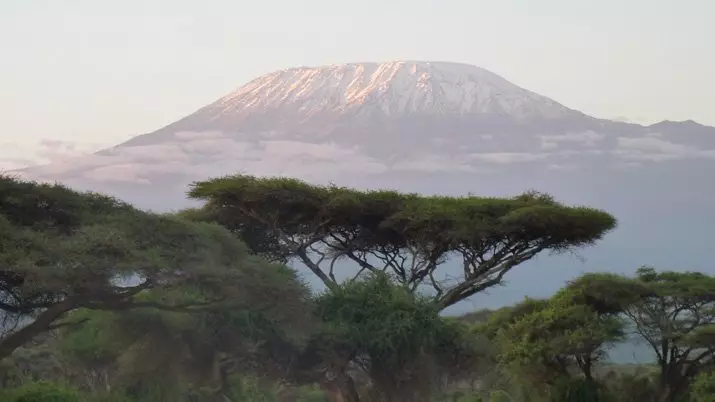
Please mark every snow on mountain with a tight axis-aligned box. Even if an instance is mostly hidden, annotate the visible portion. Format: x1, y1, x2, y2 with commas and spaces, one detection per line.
203, 61, 576, 120
115, 60, 599, 150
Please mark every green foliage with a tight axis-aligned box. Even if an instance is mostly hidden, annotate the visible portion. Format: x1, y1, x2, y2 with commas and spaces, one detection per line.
550, 378, 602, 402
0, 381, 81, 402
0, 175, 311, 398
556, 272, 651, 315
188, 175, 616, 309
482, 281, 627, 398
314, 273, 476, 399
1, 175, 292, 360
84, 391, 132, 402
56, 280, 313, 399
56, 309, 121, 368
176, 207, 288, 264
489, 390, 513, 402
555, 268, 715, 402
317, 273, 440, 367
599, 366, 658, 402
7, 175, 715, 402
0, 342, 70, 388
691, 371, 715, 402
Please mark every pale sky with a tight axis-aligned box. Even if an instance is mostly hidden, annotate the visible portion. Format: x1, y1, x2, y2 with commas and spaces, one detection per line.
1, 0, 713, 167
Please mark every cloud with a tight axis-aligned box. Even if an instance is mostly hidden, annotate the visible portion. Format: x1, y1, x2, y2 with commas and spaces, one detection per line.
539, 131, 605, 150
35, 140, 105, 161
20, 133, 389, 185
15, 129, 715, 187
392, 154, 484, 173
26, 133, 561, 184
541, 142, 559, 151
0, 157, 37, 171
547, 163, 580, 171
615, 137, 715, 161
174, 131, 225, 140
1, 139, 107, 170
468, 152, 549, 164
83, 164, 152, 184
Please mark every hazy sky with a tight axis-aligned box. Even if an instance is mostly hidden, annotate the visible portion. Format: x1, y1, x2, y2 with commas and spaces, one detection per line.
1, 0, 713, 167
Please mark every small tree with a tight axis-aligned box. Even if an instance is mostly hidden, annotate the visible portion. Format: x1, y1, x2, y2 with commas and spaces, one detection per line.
188, 175, 616, 310
314, 273, 476, 402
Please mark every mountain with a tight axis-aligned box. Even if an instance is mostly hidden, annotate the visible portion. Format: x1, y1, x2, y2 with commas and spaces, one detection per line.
117, 60, 582, 149
22, 61, 715, 192
15, 62, 715, 354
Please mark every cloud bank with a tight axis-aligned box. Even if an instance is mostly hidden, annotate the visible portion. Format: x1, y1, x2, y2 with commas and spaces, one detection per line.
1, 139, 106, 171
14, 130, 715, 187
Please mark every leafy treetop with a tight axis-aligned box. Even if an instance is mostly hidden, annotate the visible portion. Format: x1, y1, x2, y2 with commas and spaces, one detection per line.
188, 175, 617, 309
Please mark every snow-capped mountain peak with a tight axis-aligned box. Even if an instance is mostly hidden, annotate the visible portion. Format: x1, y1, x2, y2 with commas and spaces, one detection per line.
203, 61, 576, 120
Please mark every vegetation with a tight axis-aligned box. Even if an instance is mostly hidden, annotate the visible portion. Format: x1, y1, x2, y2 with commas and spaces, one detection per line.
187, 175, 616, 309
1, 173, 712, 402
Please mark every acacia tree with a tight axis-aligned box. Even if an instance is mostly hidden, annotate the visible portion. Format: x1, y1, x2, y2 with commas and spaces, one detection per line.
566, 267, 715, 402
0, 175, 296, 360
187, 175, 617, 310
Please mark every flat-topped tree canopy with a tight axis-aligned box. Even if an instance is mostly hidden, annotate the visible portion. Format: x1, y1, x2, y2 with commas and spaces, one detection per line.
189, 175, 617, 309
0, 175, 306, 360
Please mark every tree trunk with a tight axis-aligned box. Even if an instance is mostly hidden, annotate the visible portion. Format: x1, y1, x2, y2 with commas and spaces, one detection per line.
0, 300, 75, 360
656, 365, 690, 402
657, 378, 689, 402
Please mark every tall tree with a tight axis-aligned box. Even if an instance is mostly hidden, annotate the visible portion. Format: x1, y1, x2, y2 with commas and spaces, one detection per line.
0, 175, 296, 360
188, 175, 616, 309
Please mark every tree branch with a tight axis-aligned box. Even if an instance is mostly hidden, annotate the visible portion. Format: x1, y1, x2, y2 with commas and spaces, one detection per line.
437, 248, 542, 309
0, 298, 76, 360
